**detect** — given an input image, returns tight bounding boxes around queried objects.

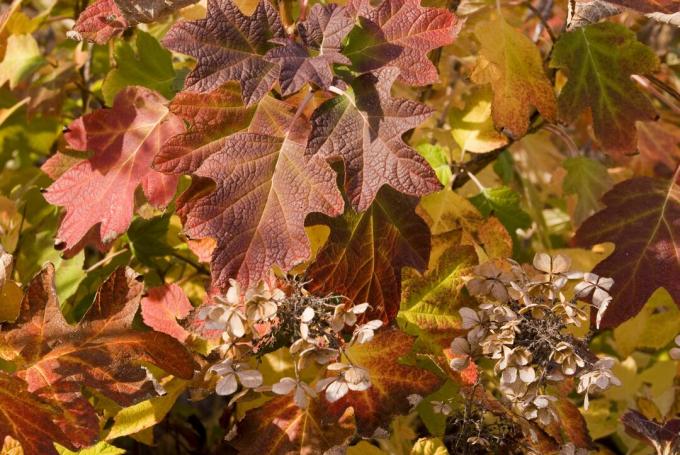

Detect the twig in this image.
[525,1,557,43]
[170,251,210,275]
[85,247,129,273]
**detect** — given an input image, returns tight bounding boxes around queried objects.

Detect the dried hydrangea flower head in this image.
[671,335,680,360]
[198,277,380,408]
[316,362,371,402]
[272,376,317,409]
[576,356,621,410]
[454,253,620,427]
[209,358,263,396]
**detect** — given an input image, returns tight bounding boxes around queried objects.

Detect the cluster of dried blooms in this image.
[450,254,621,426]
[196,277,382,408]
[671,335,680,361]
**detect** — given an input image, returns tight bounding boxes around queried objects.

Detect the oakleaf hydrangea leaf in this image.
[307,67,441,211]
[306,187,431,324]
[574,174,680,327]
[471,16,556,138]
[550,22,658,156]
[43,87,184,252]
[344,0,460,85]
[162,0,284,106]
[162,94,344,289]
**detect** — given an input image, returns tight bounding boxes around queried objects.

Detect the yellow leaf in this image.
[0,34,45,89]
[614,288,680,357]
[105,379,186,440]
[471,16,556,137]
[348,441,388,455]
[1,436,23,455]
[0,280,22,323]
[450,87,508,153]
[56,442,125,455]
[410,437,449,455]
[582,399,618,440]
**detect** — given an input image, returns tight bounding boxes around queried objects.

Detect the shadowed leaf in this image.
[306,188,431,323]
[574,174,680,327]
[550,22,658,156]
[344,0,459,86]
[307,67,441,211]
[162,0,284,105]
[233,395,356,454]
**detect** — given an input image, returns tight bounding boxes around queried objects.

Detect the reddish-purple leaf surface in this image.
[344,0,460,85]
[307,188,430,323]
[307,67,441,211]
[574,173,680,327]
[141,283,193,342]
[43,87,184,251]
[0,372,77,455]
[72,0,129,44]
[162,0,284,106]
[161,93,344,289]
[264,4,353,95]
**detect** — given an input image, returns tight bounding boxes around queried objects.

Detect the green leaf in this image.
[416,143,453,187]
[398,245,477,348]
[102,31,176,105]
[416,380,461,437]
[550,22,658,156]
[562,156,613,226]
[126,213,175,265]
[0,34,45,89]
[469,186,532,255]
[613,288,680,357]
[105,379,187,440]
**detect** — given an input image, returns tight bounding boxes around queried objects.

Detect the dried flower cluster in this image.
[451,254,621,425]
[197,277,382,408]
[671,335,680,361]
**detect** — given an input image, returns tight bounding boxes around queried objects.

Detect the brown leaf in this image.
[574,174,680,327]
[328,328,443,435]
[307,187,431,324]
[162,0,284,105]
[0,372,75,455]
[233,396,356,454]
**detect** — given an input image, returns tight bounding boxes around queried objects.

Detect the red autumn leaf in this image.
[232,395,356,454]
[154,82,256,175]
[162,0,284,106]
[328,328,443,435]
[264,4,353,96]
[161,92,344,289]
[344,0,460,86]
[307,187,430,323]
[141,283,193,342]
[73,0,199,43]
[0,265,195,452]
[0,265,195,403]
[554,395,594,449]
[574,173,680,327]
[0,372,76,455]
[43,87,184,252]
[307,67,441,211]
[71,0,129,45]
